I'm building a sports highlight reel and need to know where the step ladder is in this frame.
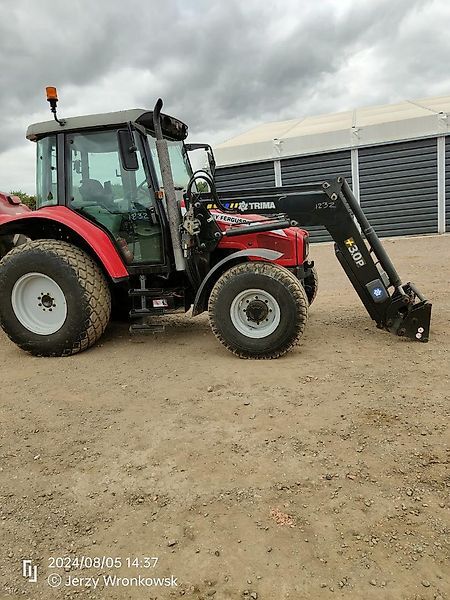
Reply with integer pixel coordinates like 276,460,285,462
128,275,171,334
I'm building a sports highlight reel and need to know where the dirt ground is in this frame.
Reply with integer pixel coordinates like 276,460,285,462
0,234,449,600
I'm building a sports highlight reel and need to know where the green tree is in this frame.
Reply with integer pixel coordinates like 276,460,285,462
9,191,36,210
195,180,209,192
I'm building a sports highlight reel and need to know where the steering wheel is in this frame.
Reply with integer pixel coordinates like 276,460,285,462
95,196,117,213
76,196,116,214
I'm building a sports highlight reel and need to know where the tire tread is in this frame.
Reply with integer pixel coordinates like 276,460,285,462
0,240,111,356
208,261,308,359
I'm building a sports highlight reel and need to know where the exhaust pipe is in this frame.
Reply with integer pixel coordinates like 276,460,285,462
153,98,185,271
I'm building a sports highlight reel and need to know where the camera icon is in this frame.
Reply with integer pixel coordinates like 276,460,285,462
22,560,38,583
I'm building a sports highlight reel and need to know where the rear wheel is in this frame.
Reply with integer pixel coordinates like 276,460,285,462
303,266,319,305
208,261,308,359
0,240,111,356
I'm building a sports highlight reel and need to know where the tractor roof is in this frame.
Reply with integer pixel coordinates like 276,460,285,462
26,108,188,141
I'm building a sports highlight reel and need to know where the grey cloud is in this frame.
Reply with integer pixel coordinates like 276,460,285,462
0,0,448,189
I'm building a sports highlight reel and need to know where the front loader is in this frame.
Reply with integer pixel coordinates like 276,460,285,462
186,175,432,344
0,91,432,358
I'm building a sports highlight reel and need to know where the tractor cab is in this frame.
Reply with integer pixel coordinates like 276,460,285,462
28,107,192,267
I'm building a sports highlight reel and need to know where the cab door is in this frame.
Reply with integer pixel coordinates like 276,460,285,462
66,128,164,265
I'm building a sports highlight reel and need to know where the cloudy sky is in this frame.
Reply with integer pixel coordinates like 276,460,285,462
1,0,449,193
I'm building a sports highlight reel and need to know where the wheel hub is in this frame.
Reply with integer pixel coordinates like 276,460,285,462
39,293,56,310
11,273,67,335
230,288,281,339
245,298,269,324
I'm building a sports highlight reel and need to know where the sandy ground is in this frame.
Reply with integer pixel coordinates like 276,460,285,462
0,234,449,600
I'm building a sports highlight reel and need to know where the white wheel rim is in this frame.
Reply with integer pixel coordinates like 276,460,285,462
11,272,67,335
230,288,281,339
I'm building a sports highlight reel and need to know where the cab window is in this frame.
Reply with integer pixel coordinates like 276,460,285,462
147,137,192,190
36,135,58,208
67,129,163,265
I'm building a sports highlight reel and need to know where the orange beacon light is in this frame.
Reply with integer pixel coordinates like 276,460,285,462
45,86,65,126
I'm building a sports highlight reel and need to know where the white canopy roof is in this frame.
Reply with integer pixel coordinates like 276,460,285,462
214,95,450,166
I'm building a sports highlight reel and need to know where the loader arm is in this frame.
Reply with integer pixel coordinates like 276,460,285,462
191,176,431,342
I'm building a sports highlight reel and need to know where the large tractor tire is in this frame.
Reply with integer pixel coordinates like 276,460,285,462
208,261,308,359
0,240,111,356
303,265,319,305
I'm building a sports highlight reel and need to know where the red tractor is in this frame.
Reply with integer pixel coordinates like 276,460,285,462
0,90,431,358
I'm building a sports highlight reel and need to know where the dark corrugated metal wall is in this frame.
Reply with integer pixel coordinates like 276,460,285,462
214,161,275,191
216,137,444,241
280,150,352,242
445,137,450,230
359,138,438,237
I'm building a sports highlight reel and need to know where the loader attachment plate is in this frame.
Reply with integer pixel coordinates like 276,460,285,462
385,287,432,342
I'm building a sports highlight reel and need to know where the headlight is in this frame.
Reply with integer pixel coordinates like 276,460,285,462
303,233,309,260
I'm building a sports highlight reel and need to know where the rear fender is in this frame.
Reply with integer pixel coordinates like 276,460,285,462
0,207,129,281
192,248,282,316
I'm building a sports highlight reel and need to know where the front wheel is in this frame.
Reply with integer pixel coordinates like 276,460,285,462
208,261,308,359
0,240,111,356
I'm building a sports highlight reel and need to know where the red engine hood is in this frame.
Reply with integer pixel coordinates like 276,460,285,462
210,208,308,267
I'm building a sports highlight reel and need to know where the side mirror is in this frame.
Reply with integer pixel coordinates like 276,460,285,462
185,143,216,177
118,129,138,171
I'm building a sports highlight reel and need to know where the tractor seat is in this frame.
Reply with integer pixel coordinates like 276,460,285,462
79,179,109,204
